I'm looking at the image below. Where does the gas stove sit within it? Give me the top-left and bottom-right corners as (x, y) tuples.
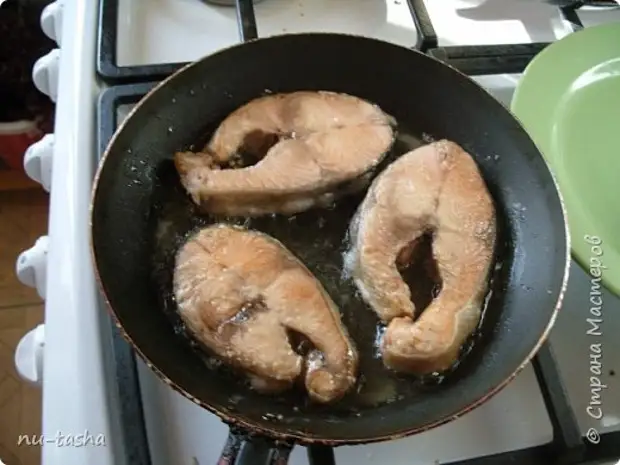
(15, 1), (620, 465)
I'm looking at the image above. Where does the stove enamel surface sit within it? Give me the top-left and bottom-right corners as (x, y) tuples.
(112, 0), (620, 107)
(116, 0), (418, 66)
(138, 363), (551, 465)
(40, 1), (620, 464)
(115, 0), (620, 66)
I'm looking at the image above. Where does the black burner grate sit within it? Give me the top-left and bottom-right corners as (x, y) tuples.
(96, 0), (618, 82)
(409, 0), (617, 75)
(95, 1), (620, 464)
(97, 0), (258, 82)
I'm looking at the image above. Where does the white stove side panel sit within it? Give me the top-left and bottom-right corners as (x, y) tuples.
(42, 1), (115, 465)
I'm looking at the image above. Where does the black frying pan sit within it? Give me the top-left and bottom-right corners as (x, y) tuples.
(90, 33), (570, 465)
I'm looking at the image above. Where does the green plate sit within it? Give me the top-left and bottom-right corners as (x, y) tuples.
(511, 22), (620, 297)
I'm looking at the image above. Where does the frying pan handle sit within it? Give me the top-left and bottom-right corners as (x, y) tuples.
(217, 429), (292, 465)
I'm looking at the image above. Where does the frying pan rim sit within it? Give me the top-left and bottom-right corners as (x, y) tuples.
(89, 32), (572, 445)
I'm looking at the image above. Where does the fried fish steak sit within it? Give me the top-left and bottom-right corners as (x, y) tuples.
(174, 91), (395, 216)
(346, 140), (496, 374)
(173, 224), (359, 403)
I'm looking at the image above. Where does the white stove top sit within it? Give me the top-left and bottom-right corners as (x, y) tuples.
(19, 1), (620, 465)
(115, 0), (616, 68)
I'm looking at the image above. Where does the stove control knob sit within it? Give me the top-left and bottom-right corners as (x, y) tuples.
(24, 134), (54, 192)
(41, 1), (64, 45)
(32, 49), (60, 102)
(15, 324), (45, 387)
(16, 236), (49, 300)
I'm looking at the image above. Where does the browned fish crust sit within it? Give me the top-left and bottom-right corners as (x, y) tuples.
(347, 140), (496, 375)
(174, 224), (359, 403)
(174, 91), (395, 216)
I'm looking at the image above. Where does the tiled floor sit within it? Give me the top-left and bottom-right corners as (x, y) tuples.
(0, 188), (48, 465)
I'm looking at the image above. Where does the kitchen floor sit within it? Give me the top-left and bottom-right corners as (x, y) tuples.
(0, 188), (48, 465)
